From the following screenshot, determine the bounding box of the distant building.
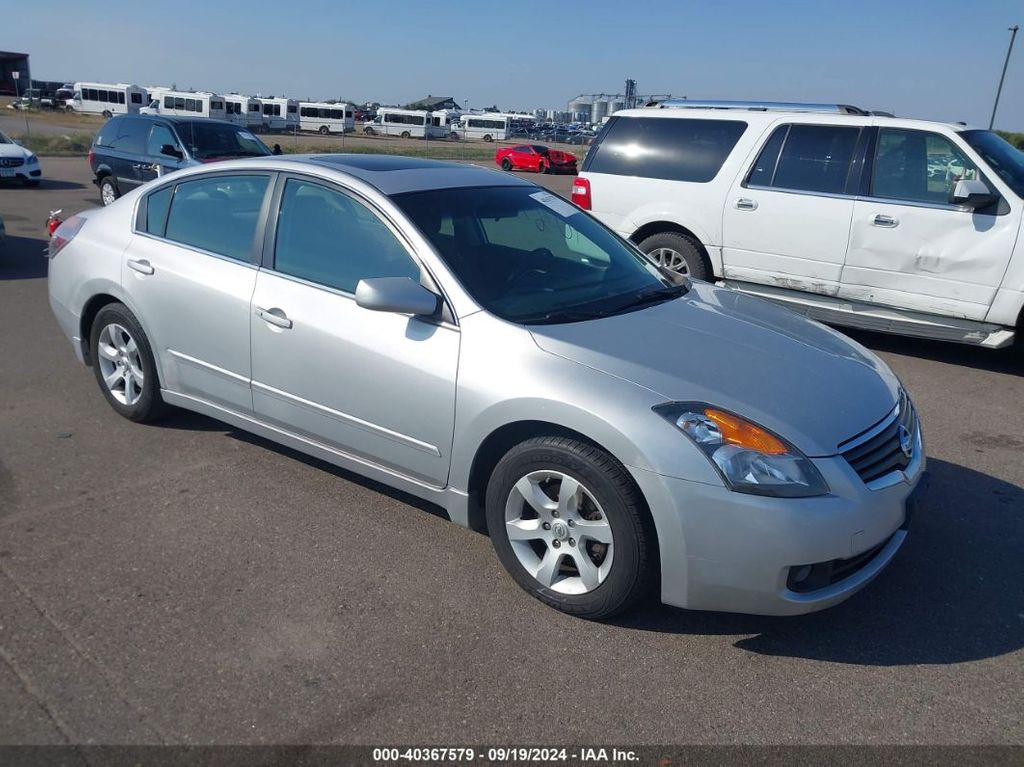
[406,95,462,111]
[0,51,30,96]
[567,92,672,124]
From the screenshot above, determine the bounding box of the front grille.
[840,389,918,485]
[0,158,25,168]
[787,534,895,593]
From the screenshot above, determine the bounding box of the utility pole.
[990,24,1019,130]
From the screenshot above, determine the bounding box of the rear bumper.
[629,453,926,616]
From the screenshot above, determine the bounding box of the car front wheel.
[90,303,168,423]
[485,436,656,619]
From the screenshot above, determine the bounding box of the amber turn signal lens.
[704,409,788,455]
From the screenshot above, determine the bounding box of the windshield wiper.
[610,283,690,313]
[516,307,615,325]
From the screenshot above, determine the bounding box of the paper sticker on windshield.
[238,131,258,142]
[530,191,579,218]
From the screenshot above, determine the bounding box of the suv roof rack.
[649,99,871,116]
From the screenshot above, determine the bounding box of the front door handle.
[735,198,758,211]
[255,306,293,329]
[871,214,899,228]
[127,258,154,275]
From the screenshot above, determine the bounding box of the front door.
[840,127,1020,321]
[722,123,862,296]
[138,123,187,185]
[250,177,459,486]
[126,172,272,413]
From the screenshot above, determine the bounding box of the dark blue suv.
[89,115,272,206]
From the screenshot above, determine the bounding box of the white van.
[256,97,299,132]
[574,100,1024,348]
[431,109,463,139]
[69,83,147,117]
[298,102,355,134]
[225,95,262,129]
[457,113,513,142]
[363,109,447,139]
[141,90,227,121]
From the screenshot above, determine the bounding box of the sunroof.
[311,155,459,172]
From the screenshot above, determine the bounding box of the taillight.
[49,215,86,258]
[88,148,95,165]
[571,177,591,210]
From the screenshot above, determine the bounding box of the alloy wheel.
[649,247,690,275]
[97,323,144,406]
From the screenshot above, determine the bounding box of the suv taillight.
[88,148,95,165]
[571,177,591,210]
[49,215,86,258]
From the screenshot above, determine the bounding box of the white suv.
[572,100,1024,348]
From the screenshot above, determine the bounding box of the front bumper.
[629,451,926,616]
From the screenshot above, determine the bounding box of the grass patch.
[16,133,95,156]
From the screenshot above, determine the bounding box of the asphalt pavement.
[0,158,1021,746]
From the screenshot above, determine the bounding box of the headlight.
[26,153,38,164]
[654,403,829,498]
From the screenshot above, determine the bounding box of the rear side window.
[585,116,747,182]
[164,175,270,262]
[768,125,860,194]
[144,186,173,236]
[109,118,149,155]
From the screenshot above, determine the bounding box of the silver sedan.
[47,155,925,618]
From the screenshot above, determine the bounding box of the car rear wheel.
[400,130,411,139]
[538,161,549,174]
[90,303,168,423]
[318,125,329,135]
[501,157,512,171]
[485,436,656,619]
[99,176,120,206]
[101,110,112,118]
[483,134,493,142]
[638,231,710,280]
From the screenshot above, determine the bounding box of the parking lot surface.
[1,158,1022,745]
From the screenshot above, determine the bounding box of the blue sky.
[8,0,1024,129]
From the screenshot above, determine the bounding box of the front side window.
[173,122,271,159]
[164,175,270,261]
[395,186,673,324]
[771,125,859,194]
[961,129,1024,198]
[274,179,419,294]
[585,116,747,182]
[164,96,173,109]
[147,124,178,157]
[872,128,981,204]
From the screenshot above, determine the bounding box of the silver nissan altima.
[47,155,925,619]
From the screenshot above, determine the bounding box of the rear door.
[126,172,273,413]
[96,117,151,192]
[840,127,1020,320]
[721,123,864,296]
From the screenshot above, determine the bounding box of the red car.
[495,144,577,174]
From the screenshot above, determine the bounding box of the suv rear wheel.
[98,176,120,206]
[637,231,709,280]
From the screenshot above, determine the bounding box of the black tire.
[364,126,374,135]
[98,175,120,206]
[637,231,710,281]
[485,436,656,619]
[89,303,169,423]
[483,134,493,142]
[318,125,329,135]
[450,131,459,140]
[400,130,411,139]
[539,160,549,174]
[501,157,512,171]
[102,110,112,118]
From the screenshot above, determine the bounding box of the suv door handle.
[735,198,758,211]
[871,214,899,228]
[255,306,293,329]
[127,258,154,275]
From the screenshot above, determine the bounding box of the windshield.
[960,130,1024,198]
[174,122,272,159]
[394,185,677,324]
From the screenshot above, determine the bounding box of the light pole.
[990,24,1019,130]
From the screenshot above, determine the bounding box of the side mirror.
[160,144,183,160]
[950,178,995,209]
[355,277,439,317]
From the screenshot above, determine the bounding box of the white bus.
[431,109,463,139]
[298,102,355,134]
[225,95,263,128]
[141,90,227,120]
[256,97,299,132]
[457,113,513,142]
[69,82,147,117]
[363,108,447,139]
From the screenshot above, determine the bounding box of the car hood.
[0,143,29,159]
[528,281,899,457]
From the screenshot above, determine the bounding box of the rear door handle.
[127,258,154,275]
[871,214,899,228]
[735,198,758,211]
[255,306,293,329]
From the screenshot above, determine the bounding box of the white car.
[573,100,1024,349]
[0,130,42,187]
